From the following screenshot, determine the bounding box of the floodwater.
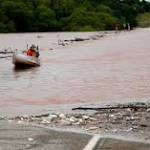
[1,29,150,109]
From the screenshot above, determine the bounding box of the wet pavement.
[94,138,150,150]
[0,120,149,150]
[0,120,91,150]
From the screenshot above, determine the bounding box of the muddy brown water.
[0,29,150,113]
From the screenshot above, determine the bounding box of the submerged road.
[0,28,150,115]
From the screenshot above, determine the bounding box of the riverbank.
[1,102,149,143]
[0,118,149,150]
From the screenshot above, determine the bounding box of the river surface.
[0,29,150,114]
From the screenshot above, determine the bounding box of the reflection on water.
[1,29,150,107]
[13,66,35,72]
[13,66,40,79]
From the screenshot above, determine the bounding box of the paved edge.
[83,134,150,150]
[83,135,101,150]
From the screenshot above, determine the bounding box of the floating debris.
[28,138,34,142]
[3,102,150,140]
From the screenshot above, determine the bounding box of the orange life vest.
[27,49,36,56]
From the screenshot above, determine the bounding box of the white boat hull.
[13,50,40,67]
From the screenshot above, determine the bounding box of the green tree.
[0,0,149,32]
[137,12,150,27]
[32,5,57,31]
[1,0,33,31]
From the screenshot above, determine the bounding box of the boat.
[13,49,40,67]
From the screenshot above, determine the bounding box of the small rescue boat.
[13,50,40,67]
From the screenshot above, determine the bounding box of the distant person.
[123,23,126,30]
[27,44,39,57]
[115,25,119,33]
[127,23,131,31]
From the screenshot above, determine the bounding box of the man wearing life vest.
[27,44,39,57]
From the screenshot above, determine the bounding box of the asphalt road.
[0,120,149,150]
[0,120,91,150]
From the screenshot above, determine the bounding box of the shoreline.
[0,101,150,143]
[0,96,150,117]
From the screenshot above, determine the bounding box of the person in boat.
[27,44,39,57]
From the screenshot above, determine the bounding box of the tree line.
[0,0,150,32]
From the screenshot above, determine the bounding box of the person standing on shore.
[127,23,131,31]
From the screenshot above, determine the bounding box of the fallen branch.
[72,104,150,111]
